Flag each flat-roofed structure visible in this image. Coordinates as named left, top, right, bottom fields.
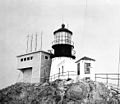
left=76, top=56, right=95, bottom=81
left=17, top=51, right=53, bottom=83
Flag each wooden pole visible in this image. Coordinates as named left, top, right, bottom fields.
left=35, top=33, right=37, bottom=51
left=106, top=74, right=108, bottom=84
left=26, top=35, right=29, bottom=53
left=40, top=31, right=43, bottom=51
left=30, top=34, right=33, bottom=52
left=95, top=74, right=96, bottom=82
left=118, top=45, right=120, bottom=87
left=68, top=71, right=69, bottom=79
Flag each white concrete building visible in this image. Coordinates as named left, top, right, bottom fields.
left=17, top=51, right=52, bottom=83
left=75, top=56, right=95, bottom=81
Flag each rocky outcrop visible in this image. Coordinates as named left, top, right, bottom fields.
left=0, top=79, right=120, bottom=104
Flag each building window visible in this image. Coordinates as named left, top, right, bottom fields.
left=45, top=56, right=48, bottom=60
left=85, top=77, right=90, bottom=81
left=21, top=58, right=23, bottom=62
left=59, top=68, right=60, bottom=75
left=24, top=58, right=26, bottom=61
left=30, top=56, right=33, bottom=60
left=77, top=63, right=80, bottom=75
left=27, top=57, right=30, bottom=60
left=84, top=63, right=91, bottom=74
left=21, top=56, right=33, bottom=62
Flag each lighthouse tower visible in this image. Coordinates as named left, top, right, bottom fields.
left=50, top=24, right=76, bottom=81
left=52, top=24, right=75, bottom=59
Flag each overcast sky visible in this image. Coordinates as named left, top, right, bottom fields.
left=0, top=0, right=120, bottom=88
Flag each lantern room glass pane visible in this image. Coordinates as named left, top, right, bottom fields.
left=54, top=32, right=72, bottom=45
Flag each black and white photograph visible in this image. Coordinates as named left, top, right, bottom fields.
left=0, top=0, right=120, bottom=103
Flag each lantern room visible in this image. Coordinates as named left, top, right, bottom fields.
left=52, top=24, right=75, bottom=59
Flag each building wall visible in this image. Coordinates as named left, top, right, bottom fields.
left=31, top=52, right=41, bottom=83
left=40, top=52, right=52, bottom=83
left=50, top=57, right=76, bottom=81
left=64, top=58, right=77, bottom=80
left=50, top=57, right=63, bottom=77
left=77, top=60, right=95, bottom=81
left=17, top=52, right=41, bottom=83
left=17, top=55, right=34, bottom=69
left=17, top=51, right=52, bottom=83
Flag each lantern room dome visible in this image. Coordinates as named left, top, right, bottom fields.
left=54, top=24, right=73, bottom=35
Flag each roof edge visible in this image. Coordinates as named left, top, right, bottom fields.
left=75, top=56, right=95, bottom=63
left=17, top=50, right=53, bottom=58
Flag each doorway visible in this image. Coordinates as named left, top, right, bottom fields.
left=22, top=67, right=32, bottom=83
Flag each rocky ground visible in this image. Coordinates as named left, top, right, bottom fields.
left=0, top=79, right=120, bottom=104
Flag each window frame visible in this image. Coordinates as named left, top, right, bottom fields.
left=77, top=63, right=80, bottom=75
left=45, top=56, right=49, bottom=60
left=84, top=63, right=91, bottom=74
left=21, top=58, right=23, bottom=62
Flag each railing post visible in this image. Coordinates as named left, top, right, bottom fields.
left=58, top=73, right=59, bottom=79
left=118, top=73, right=119, bottom=87
left=54, top=74, right=55, bottom=80
left=68, top=71, right=69, bottom=79
left=106, top=74, right=108, bottom=84
left=95, top=74, right=96, bottom=82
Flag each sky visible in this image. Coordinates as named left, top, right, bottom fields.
left=0, top=0, right=120, bottom=88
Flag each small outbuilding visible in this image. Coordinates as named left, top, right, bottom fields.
left=17, top=51, right=53, bottom=83
left=75, top=56, right=95, bottom=81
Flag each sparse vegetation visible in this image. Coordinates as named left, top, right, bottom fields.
left=0, top=79, right=120, bottom=104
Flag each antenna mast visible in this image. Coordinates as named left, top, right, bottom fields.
left=62, top=15, right=64, bottom=24
left=30, top=34, right=33, bottom=52
left=40, top=31, right=43, bottom=51
left=26, top=35, right=29, bottom=53
left=118, top=45, right=120, bottom=73
left=118, top=45, right=120, bottom=86
left=35, top=33, right=37, bottom=51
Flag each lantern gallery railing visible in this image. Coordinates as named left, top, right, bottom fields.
left=52, top=40, right=74, bottom=46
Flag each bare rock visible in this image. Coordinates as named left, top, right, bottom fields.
left=66, top=82, right=88, bottom=101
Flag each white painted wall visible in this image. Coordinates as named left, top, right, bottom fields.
left=17, top=52, right=41, bottom=83
left=17, top=51, right=52, bottom=83
left=31, top=52, right=41, bottom=83
left=76, top=60, right=95, bottom=81
left=50, top=57, right=77, bottom=80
